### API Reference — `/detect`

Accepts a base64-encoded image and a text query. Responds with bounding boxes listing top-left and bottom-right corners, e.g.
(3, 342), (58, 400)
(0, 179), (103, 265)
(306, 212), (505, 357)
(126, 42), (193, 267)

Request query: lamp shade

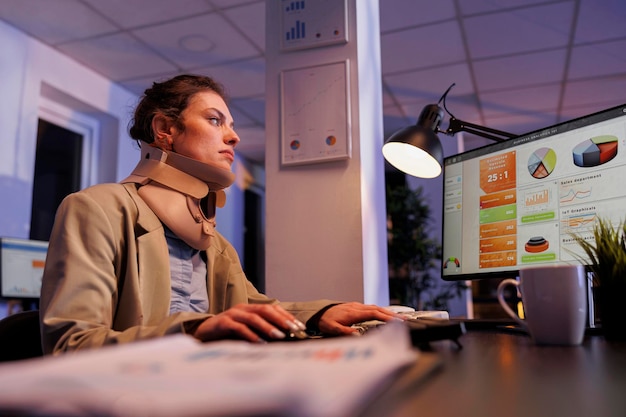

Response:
(382, 104), (445, 178)
(382, 127), (443, 178)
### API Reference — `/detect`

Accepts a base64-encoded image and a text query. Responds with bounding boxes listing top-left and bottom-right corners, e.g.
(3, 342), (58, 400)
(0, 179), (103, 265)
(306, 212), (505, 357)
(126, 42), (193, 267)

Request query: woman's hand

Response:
(193, 304), (306, 343)
(317, 302), (399, 336)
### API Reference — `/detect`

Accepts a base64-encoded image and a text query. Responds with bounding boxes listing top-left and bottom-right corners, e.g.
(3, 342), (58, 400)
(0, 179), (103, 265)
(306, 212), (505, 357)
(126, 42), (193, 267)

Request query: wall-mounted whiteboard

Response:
(280, 61), (351, 166)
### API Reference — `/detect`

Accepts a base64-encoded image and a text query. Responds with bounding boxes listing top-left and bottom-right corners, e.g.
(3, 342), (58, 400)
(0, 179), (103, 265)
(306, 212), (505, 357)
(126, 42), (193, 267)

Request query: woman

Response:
(40, 74), (395, 354)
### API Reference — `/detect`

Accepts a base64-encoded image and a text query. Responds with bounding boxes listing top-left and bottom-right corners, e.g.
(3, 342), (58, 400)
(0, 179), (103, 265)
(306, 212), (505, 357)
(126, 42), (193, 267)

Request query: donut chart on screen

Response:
(572, 135), (618, 167)
(527, 147), (557, 179)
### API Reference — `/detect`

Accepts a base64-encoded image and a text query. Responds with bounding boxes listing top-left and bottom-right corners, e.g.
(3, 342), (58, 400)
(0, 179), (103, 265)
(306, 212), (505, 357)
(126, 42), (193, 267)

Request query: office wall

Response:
(0, 19), (138, 239)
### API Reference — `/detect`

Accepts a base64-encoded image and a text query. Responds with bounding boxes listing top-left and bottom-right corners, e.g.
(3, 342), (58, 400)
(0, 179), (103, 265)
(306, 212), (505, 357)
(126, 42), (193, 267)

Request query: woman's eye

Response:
(208, 117), (222, 126)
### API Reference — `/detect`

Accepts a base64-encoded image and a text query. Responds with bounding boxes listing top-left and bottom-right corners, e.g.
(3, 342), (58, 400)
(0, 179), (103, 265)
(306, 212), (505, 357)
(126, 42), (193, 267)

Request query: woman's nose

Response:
(224, 126), (240, 146)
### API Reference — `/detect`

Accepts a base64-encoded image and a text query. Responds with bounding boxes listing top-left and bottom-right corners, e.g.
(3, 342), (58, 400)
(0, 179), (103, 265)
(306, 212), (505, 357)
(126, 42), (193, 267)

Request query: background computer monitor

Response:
(441, 104), (626, 281)
(0, 237), (48, 298)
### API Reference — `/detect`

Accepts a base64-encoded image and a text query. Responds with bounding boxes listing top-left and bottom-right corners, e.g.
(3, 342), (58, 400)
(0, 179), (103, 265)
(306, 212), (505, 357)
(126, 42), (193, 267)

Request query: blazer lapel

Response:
(123, 183), (171, 322)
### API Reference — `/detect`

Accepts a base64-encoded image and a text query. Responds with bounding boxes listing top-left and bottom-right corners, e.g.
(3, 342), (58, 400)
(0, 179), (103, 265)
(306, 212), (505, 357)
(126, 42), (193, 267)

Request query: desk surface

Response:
(366, 330), (626, 417)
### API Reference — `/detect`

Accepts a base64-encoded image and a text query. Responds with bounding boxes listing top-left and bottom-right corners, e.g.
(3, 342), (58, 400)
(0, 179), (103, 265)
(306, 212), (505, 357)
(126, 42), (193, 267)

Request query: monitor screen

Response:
(0, 237), (48, 298)
(441, 104), (626, 281)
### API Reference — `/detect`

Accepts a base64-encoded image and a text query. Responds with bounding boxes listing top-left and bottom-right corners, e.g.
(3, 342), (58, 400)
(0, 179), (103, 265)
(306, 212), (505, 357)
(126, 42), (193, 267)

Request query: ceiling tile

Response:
(575, 0), (626, 43)
(379, 0), (455, 33)
(568, 39), (626, 80)
(132, 14), (259, 69)
(382, 103), (409, 119)
(382, 115), (409, 139)
(84, 0), (214, 28)
(382, 88), (399, 108)
(232, 126), (266, 164)
(0, 0), (117, 44)
(210, 0), (261, 8)
(473, 49), (567, 91)
(459, 0), (552, 15)
(381, 21), (466, 74)
(562, 77), (626, 108)
(384, 63), (474, 104)
(57, 33), (177, 81)
(484, 112), (558, 137)
(464, 2), (574, 59)
(229, 97), (265, 127)
(394, 96), (481, 132)
(222, 1), (266, 51)
(118, 70), (183, 96)
(396, 101), (435, 124)
(198, 58), (266, 98)
(117, 79), (153, 96)
(479, 84), (562, 117)
(438, 98), (482, 124)
(558, 102), (623, 122)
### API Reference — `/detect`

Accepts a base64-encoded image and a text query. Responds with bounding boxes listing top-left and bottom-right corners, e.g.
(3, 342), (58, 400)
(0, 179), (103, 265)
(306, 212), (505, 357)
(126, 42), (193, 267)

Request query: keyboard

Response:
(277, 309), (466, 347)
(353, 315), (466, 349)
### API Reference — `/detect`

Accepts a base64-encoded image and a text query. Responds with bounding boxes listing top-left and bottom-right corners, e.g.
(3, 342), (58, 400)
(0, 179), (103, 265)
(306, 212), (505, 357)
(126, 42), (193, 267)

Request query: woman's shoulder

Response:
(60, 183), (160, 230)
(82, 182), (133, 193)
(64, 183), (140, 209)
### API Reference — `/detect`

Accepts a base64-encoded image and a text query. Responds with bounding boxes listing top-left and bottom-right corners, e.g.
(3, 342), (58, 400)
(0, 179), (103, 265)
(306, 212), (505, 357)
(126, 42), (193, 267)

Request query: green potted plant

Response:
(386, 183), (467, 311)
(569, 217), (626, 340)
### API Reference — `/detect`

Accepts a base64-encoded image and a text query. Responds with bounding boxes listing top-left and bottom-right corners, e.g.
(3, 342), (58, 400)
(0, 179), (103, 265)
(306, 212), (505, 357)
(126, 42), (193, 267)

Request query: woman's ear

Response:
(151, 114), (174, 150)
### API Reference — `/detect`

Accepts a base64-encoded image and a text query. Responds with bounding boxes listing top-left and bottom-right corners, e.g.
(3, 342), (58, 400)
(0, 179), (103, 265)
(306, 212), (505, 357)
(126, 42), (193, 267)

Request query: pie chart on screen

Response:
(572, 135), (618, 167)
(528, 147), (557, 179)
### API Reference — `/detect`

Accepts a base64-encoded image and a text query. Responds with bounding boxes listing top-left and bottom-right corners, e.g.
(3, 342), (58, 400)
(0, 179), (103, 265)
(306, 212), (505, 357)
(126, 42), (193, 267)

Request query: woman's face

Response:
(168, 90), (240, 171)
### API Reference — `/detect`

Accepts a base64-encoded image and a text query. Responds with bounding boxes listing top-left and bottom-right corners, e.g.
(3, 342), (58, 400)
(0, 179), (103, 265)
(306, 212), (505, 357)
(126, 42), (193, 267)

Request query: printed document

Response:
(0, 321), (418, 417)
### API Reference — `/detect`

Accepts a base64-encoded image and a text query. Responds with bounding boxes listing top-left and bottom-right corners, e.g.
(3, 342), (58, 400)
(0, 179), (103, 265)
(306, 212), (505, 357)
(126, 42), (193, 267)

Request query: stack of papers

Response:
(0, 321), (418, 417)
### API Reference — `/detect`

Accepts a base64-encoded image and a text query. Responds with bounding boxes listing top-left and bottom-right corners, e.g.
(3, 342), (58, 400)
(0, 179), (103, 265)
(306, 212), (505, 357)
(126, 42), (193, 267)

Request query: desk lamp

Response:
(382, 84), (517, 178)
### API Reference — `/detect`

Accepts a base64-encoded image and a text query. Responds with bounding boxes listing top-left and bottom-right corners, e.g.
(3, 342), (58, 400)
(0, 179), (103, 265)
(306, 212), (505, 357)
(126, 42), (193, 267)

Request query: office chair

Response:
(0, 309), (43, 362)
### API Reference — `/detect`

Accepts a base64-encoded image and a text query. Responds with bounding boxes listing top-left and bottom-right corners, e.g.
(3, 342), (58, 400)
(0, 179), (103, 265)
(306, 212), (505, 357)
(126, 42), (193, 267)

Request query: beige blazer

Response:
(40, 183), (337, 354)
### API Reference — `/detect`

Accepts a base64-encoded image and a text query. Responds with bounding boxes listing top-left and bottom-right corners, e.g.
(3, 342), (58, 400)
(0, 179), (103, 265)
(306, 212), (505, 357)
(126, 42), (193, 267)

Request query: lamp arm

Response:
(440, 117), (517, 143)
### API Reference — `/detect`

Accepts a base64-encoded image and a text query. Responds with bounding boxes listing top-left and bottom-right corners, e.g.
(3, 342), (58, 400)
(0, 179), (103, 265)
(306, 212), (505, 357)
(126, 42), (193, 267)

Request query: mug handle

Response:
(496, 279), (526, 328)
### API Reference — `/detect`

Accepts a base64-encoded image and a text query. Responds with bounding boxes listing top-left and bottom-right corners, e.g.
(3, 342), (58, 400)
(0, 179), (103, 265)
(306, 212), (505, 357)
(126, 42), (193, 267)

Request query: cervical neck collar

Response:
(122, 146), (235, 250)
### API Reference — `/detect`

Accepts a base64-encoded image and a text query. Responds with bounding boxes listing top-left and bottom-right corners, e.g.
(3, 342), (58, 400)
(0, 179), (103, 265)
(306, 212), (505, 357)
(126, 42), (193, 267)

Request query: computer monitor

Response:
(441, 103), (626, 281)
(0, 237), (48, 298)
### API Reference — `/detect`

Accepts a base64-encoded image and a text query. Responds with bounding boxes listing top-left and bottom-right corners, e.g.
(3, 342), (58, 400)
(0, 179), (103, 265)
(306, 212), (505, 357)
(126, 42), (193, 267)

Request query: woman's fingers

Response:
(193, 304), (306, 343)
(316, 303), (401, 335)
(194, 302), (401, 342)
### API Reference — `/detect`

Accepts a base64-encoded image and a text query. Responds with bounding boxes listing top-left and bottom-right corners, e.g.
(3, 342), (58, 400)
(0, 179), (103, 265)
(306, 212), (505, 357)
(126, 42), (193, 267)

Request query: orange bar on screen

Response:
(479, 220), (517, 238)
(32, 259), (45, 269)
(479, 236), (517, 253)
(479, 190), (517, 209)
(479, 251), (517, 268)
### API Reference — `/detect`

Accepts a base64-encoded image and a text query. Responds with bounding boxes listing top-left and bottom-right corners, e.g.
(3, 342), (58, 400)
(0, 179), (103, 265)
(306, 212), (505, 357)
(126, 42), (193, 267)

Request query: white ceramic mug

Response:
(496, 265), (587, 345)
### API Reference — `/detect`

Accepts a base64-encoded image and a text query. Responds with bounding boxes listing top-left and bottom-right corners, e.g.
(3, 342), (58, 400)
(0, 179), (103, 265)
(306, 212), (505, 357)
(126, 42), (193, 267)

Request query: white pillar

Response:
(264, 0), (388, 305)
